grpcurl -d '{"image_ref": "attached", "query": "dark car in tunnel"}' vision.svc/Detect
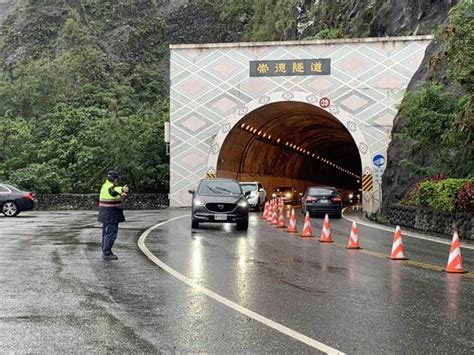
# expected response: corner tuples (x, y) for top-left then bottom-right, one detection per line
(189, 178), (249, 230)
(0, 183), (36, 217)
(301, 186), (342, 218)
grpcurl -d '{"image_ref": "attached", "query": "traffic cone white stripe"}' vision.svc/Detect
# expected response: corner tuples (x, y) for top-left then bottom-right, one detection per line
(448, 248), (461, 265)
(391, 237), (402, 251)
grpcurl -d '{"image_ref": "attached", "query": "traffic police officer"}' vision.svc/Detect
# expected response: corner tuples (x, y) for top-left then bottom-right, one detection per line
(98, 170), (129, 260)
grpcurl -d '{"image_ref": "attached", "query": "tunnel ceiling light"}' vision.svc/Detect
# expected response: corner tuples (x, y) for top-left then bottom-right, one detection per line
(245, 129), (362, 180)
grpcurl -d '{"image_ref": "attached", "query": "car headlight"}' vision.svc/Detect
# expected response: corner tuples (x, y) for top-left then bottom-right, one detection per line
(272, 193), (277, 198)
(286, 192), (292, 198)
(194, 199), (203, 206)
(238, 200), (248, 207)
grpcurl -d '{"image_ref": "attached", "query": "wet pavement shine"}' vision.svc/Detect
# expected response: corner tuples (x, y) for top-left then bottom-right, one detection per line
(1, 208), (473, 353)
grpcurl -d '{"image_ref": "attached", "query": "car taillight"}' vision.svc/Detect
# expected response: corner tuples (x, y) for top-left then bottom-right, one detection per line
(23, 193), (35, 201)
(331, 196), (342, 202)
(306, 196), (318, 202)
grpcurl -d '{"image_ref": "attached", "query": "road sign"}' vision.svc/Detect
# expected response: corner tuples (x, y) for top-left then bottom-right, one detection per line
(362, 173), (373, 192)
(374, 168), (383, 185)
(319, 97), (331, 108)
(373, 154), (385, 167)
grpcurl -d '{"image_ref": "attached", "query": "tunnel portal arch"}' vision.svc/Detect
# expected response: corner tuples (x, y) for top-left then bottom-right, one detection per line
(207, 91), (373, 211)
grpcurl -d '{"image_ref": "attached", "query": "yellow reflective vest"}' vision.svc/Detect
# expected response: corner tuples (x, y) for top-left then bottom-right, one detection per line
(99, 180), (124, 208)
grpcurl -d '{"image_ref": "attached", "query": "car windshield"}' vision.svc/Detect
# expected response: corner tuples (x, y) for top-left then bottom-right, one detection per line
(0, 183), (21, 192)
(240, 184), (257, 192)
(198, 180), (242, 195)
(277, 186), (292, 192)
(308, 188), (336, 196)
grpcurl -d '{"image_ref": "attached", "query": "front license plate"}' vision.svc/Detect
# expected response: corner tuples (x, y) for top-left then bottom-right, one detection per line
(215, 214), (227, 221)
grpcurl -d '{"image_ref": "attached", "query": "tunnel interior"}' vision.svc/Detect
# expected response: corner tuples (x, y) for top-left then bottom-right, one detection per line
(217, 101), (362, 196)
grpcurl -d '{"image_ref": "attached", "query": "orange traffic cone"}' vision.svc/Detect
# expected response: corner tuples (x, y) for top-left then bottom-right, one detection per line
(266, 201), (274, 223)
(445, 231), (466, 273)
(287, 208), (298, 233)
(320, 214), (333, 243)
(300, 211), (313, 237)
(262, 202), (269, 219)
(347, 221), (361, 249)
(389, 226), (409, 260)
(276, 208), (286, 228)
(270, 204), (278, 225)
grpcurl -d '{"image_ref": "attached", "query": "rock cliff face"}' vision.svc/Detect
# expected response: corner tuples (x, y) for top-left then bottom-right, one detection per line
(298, 0), (457, 38)
(0, 0), (17, 27)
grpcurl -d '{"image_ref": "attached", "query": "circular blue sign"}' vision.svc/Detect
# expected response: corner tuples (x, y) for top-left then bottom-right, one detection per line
(373, 154), (385, 167)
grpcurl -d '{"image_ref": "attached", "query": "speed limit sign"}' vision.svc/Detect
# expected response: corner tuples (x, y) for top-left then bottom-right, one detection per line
(319, 97), (331, 108)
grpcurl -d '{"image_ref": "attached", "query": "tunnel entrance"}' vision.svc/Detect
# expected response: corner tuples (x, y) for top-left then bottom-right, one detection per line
(216, 101), (362, 197)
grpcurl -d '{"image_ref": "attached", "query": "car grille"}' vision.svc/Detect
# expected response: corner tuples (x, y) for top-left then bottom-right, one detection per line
(205, 203), (236, 213)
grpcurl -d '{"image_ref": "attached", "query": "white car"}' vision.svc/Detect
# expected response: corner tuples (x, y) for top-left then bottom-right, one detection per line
(240, 182), (267, 211)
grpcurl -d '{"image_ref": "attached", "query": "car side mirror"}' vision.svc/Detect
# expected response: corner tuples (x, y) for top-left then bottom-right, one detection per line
(258, 188), (264, 192)
(188, 189), (195, 194)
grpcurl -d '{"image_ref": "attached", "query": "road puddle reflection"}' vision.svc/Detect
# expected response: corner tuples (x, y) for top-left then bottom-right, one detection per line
(347, 252), (358, 284)
(445, 273), (461, 319)
(390, 262), (402, 297)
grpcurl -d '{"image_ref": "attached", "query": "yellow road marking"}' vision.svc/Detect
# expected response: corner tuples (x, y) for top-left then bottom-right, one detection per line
(331, 241), (473, 279)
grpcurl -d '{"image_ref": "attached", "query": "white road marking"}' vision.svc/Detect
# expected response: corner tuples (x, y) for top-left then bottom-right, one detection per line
(138, 214), (344, 355)
(342, 207), (474, 250)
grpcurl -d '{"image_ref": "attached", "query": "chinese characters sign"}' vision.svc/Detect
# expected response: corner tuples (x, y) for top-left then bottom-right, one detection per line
(249, 59), (331, 77)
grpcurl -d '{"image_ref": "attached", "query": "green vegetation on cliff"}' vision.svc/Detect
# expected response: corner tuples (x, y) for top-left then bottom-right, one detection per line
(0, 4), (169, 193)
(399, 2), (473, 179)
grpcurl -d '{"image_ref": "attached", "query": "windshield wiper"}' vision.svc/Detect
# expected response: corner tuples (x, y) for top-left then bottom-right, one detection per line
(204, 186), (222, 194)
(214, 186), (234, 194)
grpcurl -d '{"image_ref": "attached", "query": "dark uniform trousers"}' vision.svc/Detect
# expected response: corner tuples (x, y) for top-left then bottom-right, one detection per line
(102, 223), (119, 256)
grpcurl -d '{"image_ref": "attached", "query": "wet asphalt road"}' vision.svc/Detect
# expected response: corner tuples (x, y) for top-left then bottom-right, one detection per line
(1, 208), (473, 353)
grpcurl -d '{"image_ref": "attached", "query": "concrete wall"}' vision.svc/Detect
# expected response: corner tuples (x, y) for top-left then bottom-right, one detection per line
(389, 204), (473, 240)
(36, 194), (169, 211)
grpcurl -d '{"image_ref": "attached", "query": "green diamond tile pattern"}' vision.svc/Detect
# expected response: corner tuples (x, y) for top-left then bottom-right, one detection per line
(170, 37), (432, 206)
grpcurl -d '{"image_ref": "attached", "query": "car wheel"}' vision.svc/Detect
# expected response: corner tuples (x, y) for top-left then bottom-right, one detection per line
(236, 219), (248, 231)
(2, 201), (19, 217)
(191, 219), (199, 228)
(255, 200), (260, 212)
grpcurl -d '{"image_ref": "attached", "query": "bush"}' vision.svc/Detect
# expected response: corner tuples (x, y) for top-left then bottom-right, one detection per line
(9, 163), (68, 193)
(456, 181), (474, 212)
(403, 177), (473, 212)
